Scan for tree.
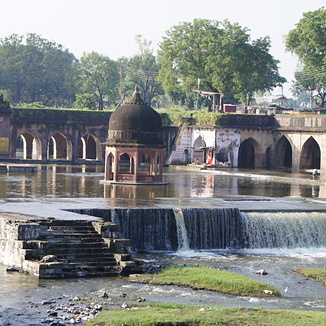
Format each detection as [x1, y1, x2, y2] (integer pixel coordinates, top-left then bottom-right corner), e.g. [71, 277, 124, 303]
[118, 35, 164, 107]
[78, 52, 119, 110]
[292, 66, 326, 108]
[158, 19, 285, 110]
[286, 7, 326, 107]
[0, 33, 76, 106]
[73, 93, 97, 110]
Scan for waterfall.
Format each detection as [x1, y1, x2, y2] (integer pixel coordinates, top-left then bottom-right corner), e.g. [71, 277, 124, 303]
[109, 208, 178, 251]
[173, 208, 190, 251]
[64, 208, 326, 251]
[241, 211, 326, 249]
[182, 208, 243, 249]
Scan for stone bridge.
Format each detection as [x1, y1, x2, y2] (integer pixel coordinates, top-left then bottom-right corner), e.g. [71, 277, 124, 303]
[0, 107, 325, 173]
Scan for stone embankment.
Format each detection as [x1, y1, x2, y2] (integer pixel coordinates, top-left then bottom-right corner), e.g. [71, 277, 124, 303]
[0, 215, 144, 278]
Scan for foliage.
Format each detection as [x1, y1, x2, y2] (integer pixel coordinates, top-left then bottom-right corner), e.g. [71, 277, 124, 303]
[10, 107, 112, 124]
[86, 303, 326, 326]
[77, 52, 120, 110]
[0, 33, 76, 106]
[292, 66, 326, 108]
[73, 93, 97, 110]
[118, 35, 164, 107]
[133, 265, 281, 297]
[286, 7, 326, 107]
[158, 19, 285, 108]
[15, 102, 48, 109]
[286, 7, 326, 67]
[294, 268, 326, 286]
[192, 112, 228, 126]
[157, 108, 228, 126]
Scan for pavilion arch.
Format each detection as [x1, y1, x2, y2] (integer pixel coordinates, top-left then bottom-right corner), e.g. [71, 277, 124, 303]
[118, 153, 134, 174]
[238, 138, 260, 169]
[274, 135, 293, 169]
[192, 135, 207, 163]
[16, 132, 42, 160]
[47, 132, 72, 160]
[300, 136, 320, 170]
[138, 153, 152, 174]
[77, 134, 102, 161]
[105, 152, 114, 181]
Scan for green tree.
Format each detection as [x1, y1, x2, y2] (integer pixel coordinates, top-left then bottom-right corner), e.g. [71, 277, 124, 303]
[286, 7, 326, 107]
[78, 52, 119, 110]
[0, 33, 76, 106]
[158, 19, 285, 110]
[292, 66, 326, 108]
[118, 35, 164, 107]
[73, 93, 97, 110]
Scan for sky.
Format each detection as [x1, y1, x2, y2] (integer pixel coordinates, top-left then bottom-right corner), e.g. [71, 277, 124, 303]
[1, 0, 325, 98]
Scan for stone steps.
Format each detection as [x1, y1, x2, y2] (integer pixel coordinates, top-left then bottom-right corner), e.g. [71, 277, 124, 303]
[23, 220, 132, 278]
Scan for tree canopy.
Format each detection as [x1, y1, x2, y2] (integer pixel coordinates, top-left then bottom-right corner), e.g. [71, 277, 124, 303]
[77, 52, 120, 110]
[0, 33, 76, 106]
[118, 35, 164, 107]
[158, 19, 285, 108]
[286, 7, 326, 107]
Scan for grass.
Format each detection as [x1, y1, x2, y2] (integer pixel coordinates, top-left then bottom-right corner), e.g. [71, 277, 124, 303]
[294, 268, 326, 286]
[131, 265, 281, 297]
[85, 303, 326, 326]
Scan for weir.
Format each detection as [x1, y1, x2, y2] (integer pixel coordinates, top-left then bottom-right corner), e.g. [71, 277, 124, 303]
[68, 208, 326, 252]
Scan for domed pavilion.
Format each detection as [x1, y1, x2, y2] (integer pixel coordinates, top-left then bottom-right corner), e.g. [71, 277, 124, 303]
[102, 86, 165, 184]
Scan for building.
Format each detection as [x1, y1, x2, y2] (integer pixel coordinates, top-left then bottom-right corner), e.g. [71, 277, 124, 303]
[101, 86, 165, 184]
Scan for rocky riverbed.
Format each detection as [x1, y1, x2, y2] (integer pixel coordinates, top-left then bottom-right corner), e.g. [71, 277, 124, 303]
[1, 250, 326, 326]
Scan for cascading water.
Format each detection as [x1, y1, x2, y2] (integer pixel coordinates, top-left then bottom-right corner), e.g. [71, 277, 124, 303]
[182, 208, 243, 249]
[173, 208, 190, 251]
[65, 208, 326, 252]
[110, 208, 178, 251]
[240, 211, 326, 249]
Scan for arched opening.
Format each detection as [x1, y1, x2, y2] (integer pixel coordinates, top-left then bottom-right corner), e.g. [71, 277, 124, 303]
[118, 153, 133, 173]
[192, 136, 206, 163]
[78, 134, 101, 160]
[300, 137, 321, 169]
[238, 139, 255, 169]
[107, 153, 114, 180]
[16, 132, 42, 160]
[266, 147, 272, 169]
[274, 136, 292, 169]
[138, 154, 151, 174]
[15, 136, 24, 159]
[48, 133, 71, 160]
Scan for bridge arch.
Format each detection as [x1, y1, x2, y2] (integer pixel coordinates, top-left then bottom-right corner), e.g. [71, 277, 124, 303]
[266, 146, 272, 169]
[300, 136, 320, 170]
[16, 131, 42, 160]
[274, 135, 293, 169]
[77, 134, 102, 161]
[238, 138, 260, 169]
[47, 132, 72, 160]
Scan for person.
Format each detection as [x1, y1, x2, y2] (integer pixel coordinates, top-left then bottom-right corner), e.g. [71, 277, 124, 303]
[312, 169, 318, 179]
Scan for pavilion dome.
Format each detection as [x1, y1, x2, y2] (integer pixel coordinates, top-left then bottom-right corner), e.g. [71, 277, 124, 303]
[107, 86, 163, 146]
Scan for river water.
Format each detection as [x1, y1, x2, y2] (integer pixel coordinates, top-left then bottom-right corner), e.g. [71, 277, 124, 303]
[0, 165, 326, 325]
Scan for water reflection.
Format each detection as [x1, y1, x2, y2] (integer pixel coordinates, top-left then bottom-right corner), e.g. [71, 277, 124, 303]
[0, 165, 324, 199]
[1, 164, 326, 322]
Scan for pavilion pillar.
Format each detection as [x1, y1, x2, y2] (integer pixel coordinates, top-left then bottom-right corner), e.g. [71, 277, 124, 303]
[112, 148, 118, 182]
[134, 150, 139, 182]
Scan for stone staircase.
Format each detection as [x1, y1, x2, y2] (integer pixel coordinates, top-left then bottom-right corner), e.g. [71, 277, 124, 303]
[20, 219, 142, 279]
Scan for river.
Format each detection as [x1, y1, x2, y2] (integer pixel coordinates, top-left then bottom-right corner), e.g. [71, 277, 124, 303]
[0, 165, 326, 325]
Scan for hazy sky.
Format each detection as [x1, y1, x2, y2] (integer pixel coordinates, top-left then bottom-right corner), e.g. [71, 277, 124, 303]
[1, 0, 325, 97]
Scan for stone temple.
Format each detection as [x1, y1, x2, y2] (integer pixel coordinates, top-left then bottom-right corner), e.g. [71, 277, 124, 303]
[102, 86, 165, 184]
